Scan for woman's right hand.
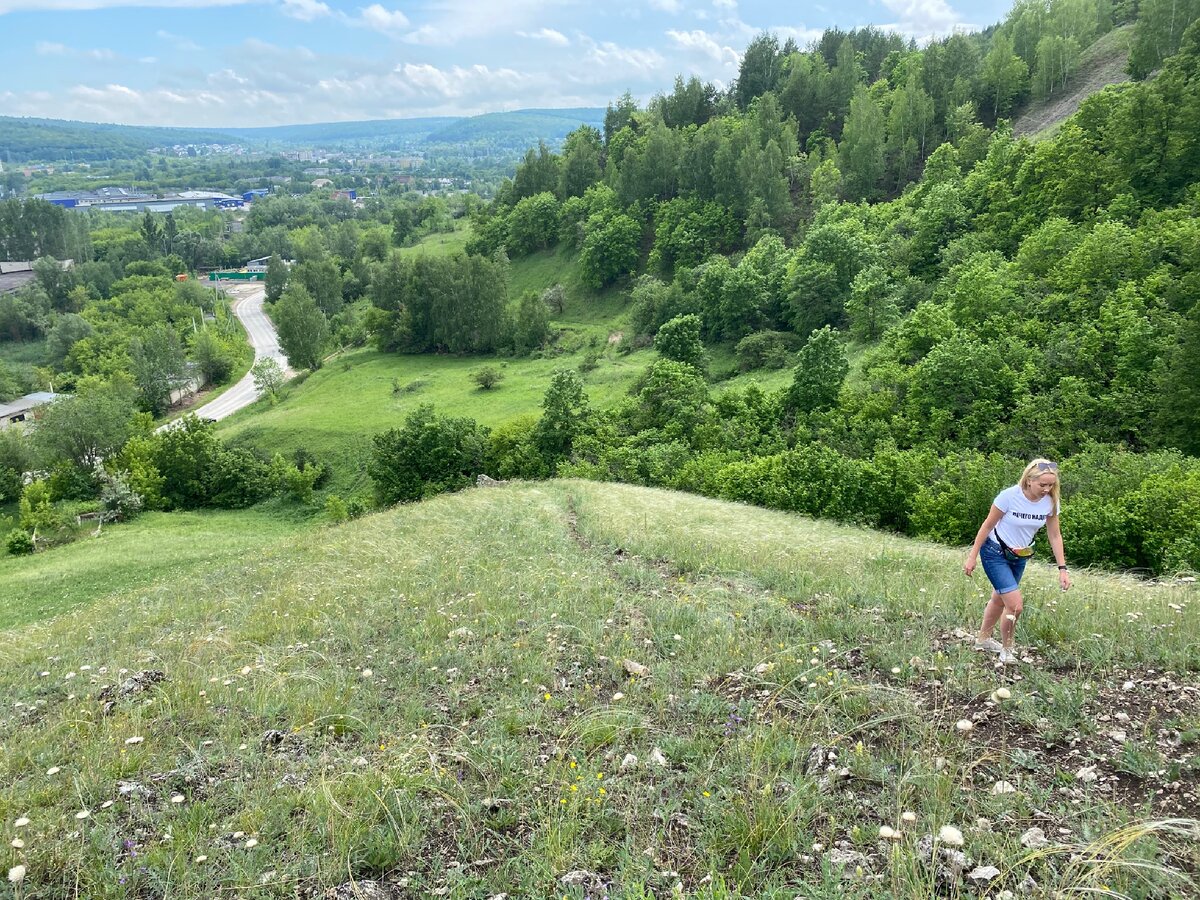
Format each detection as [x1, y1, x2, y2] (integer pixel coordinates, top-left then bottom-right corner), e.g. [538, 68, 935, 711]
[964, 554, 977, 577]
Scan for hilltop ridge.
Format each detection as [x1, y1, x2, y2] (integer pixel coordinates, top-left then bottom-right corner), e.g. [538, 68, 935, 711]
[0, 480, 1196, 897]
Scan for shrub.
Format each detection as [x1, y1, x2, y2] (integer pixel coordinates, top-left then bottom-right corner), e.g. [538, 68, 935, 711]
[368, 404, 489, 505]
[734, 331, 803, 371]
[470, 366, 504, 391]
[325, 494, 349, 523]
[5, 528, 34, 556]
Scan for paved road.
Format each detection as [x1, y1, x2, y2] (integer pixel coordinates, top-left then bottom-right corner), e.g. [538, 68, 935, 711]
[188, 282, 290, 422]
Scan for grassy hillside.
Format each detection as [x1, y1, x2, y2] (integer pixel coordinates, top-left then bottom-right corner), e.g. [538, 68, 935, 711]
[0, 507, 306, 631]
[1012, 25, 1135, 140]
[0, 481, 1196, 898]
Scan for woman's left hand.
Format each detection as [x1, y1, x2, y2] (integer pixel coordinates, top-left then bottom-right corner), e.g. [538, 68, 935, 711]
[1059, 569, 1072, 591]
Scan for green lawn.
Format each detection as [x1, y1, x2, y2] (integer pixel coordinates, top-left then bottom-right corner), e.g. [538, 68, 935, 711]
[217, 345, 656, 495]
[0, 506, 307, 630]
[0, 481, 1195, 898]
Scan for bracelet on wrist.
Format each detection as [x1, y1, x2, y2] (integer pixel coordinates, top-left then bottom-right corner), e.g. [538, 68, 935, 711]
[1057, 564, 1068, 570]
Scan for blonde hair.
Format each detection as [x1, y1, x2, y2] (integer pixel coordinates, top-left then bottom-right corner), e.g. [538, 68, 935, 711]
[1020, 457, 1061, 512]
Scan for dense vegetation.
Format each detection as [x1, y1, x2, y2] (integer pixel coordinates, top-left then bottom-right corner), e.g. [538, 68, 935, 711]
[2, 0, 1200, 575]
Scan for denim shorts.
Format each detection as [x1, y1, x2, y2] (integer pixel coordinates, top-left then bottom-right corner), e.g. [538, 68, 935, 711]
[980, 539, 1027, 595]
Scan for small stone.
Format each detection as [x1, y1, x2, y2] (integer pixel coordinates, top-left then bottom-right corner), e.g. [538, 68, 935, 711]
[125, 736, 144, 745]
[620, 754, 639, 770]
[955, 719, 974, 733]
[650, 747, 668, 767]
[1075, 765, 1099, 783]
[14, 817, 30, 828]
[991, 780, 1017, 795]
[611, 692, 625, 701]
[244, 838, 258, 849]
[968, 865, 1001, 884]
[994, 687, 1011, 700]
[623, 659, 650, 677]
[1020, 827, 1048, 849]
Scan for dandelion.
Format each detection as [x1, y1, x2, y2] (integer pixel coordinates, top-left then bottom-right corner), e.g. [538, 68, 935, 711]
[702, 791, 711, 797]
[11, 838, 24, 849]
[955, 719, 974, 733]
[994, 687, 1011, 700]
[543, 693, 551, 701]
[938, 825, 964, 847]
[361, 669, 373, 679]
[879, 825, 897, 839]
[901, 811, 917, 824]
[8, 865, 26, 884]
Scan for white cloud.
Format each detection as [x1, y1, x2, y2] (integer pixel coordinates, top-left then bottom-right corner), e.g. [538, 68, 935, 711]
[666, 28, 738, 67]
[156, 29, 203, 51]
[517, 27, 569, 46]
[880, 0, 971, 38]
[1, 0, 249, 12]
[712, 0, 736, 8]
[582, 38, 666, 75]
[354, 3, 409, 32]
[649, 0, 683, 11]
[279, 0, 329, 21]
[401, 0, 557, 45]
[35, 40, 119, 60]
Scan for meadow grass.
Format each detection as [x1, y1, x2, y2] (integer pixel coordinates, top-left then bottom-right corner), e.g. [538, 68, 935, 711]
[0, 507, 307, 631]
[1, 481, 1196, 899]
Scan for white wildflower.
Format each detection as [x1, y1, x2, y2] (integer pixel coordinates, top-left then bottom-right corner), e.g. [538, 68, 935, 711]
[938, 825, 964, 847]
[7, 865, 26, 884]
[955, 719, 974, 733]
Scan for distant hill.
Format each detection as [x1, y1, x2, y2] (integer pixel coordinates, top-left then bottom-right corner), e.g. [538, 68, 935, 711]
[425, 107, 606, 147]
[0, 107, 607, 162]
[0, 116, 244, 163]
[218, 116, 455, 149]
[1012, 24, 1135, 140]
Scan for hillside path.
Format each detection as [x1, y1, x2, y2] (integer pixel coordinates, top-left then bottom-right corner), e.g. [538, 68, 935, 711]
[188, 282, 291, 422]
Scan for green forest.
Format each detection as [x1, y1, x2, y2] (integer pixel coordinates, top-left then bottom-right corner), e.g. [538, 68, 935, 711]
[1, 0, 1199, 574]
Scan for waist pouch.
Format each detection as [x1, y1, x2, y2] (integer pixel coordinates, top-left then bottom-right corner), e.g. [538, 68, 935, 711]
[993, 531, 1034, 562]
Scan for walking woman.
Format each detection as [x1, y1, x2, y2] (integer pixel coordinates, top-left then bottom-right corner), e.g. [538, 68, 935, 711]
[963, 459, 1071, 664]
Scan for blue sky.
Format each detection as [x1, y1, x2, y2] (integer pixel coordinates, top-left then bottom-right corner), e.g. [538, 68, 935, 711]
[0, 0, 1013, 128]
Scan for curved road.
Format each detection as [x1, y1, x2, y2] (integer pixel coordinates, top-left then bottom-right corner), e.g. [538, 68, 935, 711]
[190, 282, 291, 422]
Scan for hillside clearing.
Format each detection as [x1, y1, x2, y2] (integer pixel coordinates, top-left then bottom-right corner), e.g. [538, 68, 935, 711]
[1, 481, 1196, 898]
[1013, 25, 1135, 140]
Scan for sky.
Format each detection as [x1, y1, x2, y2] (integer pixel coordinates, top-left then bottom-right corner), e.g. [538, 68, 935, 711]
[0, 0, 1014, 128]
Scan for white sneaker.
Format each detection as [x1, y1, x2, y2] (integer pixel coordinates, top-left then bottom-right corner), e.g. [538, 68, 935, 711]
[974, 638, 1002, 653]
[998, 648, 1017, 665]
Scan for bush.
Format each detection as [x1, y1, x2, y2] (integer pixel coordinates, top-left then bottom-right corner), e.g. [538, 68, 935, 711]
[734, 331, 803, 371]
[470, 366, 504, 391]
[325, 494, 349, 523]
[368, 404, 489, 505]
[6, 528, 34, 555]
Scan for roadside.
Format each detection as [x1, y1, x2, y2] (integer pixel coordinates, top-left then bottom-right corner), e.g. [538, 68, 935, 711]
[167, 281, 291, 425]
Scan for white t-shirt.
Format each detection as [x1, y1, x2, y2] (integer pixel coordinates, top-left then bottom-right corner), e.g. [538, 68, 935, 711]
[992, 485, 1058, 550]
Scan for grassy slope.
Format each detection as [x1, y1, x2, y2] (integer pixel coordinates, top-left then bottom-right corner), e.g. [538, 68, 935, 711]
[0, 481, 1196, 898]
[1013, 25, 1135, 140]
[217, 238, 798, 495]
[0, 507, 306, 630]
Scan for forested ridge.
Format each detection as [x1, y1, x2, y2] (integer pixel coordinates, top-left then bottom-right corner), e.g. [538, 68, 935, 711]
[442, 3, 1200, 574]
[2, 0, 1199, 574]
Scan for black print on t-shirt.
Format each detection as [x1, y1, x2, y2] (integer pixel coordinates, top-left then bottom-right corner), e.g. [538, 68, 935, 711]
[1010, 511, 1046, 521]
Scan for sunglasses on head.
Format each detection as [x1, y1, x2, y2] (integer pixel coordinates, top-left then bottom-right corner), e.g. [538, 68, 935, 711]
[1035, 461, 1058, 472]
